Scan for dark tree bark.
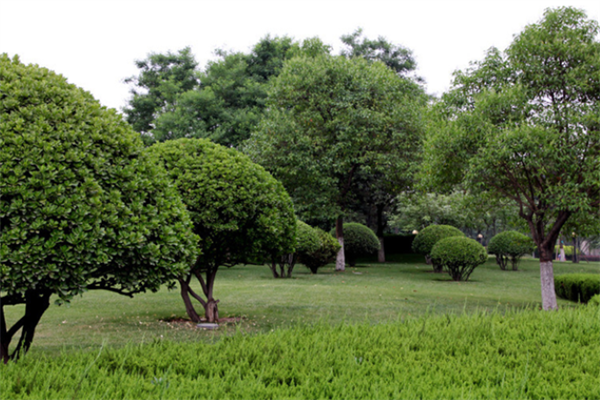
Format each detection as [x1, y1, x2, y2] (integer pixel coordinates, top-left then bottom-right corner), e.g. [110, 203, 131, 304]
[179, 266, 221, 323]
[376, 204, 386, 263]
[1, 290, 51, 363]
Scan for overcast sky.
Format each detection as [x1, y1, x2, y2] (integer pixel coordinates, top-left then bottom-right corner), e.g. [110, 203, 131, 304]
[2, 0, 599, 112]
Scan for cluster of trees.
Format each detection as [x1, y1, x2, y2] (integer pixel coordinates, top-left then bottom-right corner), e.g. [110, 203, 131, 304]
[2, 7, 599, 360]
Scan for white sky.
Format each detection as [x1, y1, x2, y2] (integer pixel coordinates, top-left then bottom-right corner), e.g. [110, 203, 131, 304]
[2, 0, 599, 112]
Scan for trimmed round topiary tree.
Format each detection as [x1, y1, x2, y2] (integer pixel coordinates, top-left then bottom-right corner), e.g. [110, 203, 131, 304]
[431, 237, 488, 281]
[0, 54, 199, 362]
[301, 227, 342, 274]
[488, 231, 534, 271]
[146, 138, 296, 322]
[412, 225, 465, 272]
[330, 223, 380, 267]
[271, 220, 321, 278]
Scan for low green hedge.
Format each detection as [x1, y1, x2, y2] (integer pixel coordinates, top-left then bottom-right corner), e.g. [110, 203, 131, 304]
[554, 274, 600, 303]
[1, 307, 598, 399]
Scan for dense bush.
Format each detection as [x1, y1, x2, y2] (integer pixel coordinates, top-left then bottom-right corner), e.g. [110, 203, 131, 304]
[554, 274, 600, 303]
[330, 223, 380, 267]
[411, 225, 465, 272]
[0, 54, 198, 361]
[1, 307, 598, 399]
[488, 231, 534, 270]
[271, 221, 321, 278]
[301, 228, 341, 273]
[430, 237, 487, 281]
[147, 138, 296, 322]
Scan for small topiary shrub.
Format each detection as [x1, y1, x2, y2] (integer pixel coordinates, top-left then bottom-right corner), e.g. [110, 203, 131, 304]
[431, 237, 487, 281]
[589, 294, 600, 307]
[487, 231, 534, 271]
[330, 223, 380, 267]
[412, 225, 465, 272]
[271, 221, 321, 278]
[301, 228, 341, 274]
[554, 274, 600, 304]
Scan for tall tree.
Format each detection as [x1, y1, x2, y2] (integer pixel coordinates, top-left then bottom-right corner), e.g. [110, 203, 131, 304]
[422, 7, 600, 310]
[244, 55, 424, 271]
[340, 28, 417, 76]
[123, 47, 200, 142]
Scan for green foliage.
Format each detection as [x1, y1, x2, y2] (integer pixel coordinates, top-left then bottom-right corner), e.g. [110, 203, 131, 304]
[300, 228, 341, 274]
[329, 223, 380, 267]
[431, 237, 488, 281]
[554, 245, 579, 257]
[488, 231, 534, 271]
[146, 138, 296, 321]
[411, 225, 465, 258]
[270, 221, 320, 279]
[1, 307, 598, 399]
[0, 54, 198, 359]
[554, 274, 600, 303]
[421, 7, 600, 308]
[589, 294, 600, 306]
[244, 54, 425, 223]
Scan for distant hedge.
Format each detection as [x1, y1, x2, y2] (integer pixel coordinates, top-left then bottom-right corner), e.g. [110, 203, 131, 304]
[554, 274, 600, 303]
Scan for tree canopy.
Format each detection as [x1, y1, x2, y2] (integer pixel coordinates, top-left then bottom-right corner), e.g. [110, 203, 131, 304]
[0, 54, 199, 361]
[421, 7, 600, 309]
[244, 54, 425, 270]
[146, 138, 296, 322]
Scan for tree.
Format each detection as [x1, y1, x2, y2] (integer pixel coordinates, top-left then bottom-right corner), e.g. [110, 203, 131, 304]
[328, 223, 380, 267]
[488, 231, 535, 271]
[244, 55, 424, 271]
[270, 220, 320, 278]
[124, 37, 331, 147]
[411, 225, 465, 272]
[422, 7, 600, 309]
[340, 28, 417, 76]
[0, 55, 199, 362]
[123, 47, 200, 142]
[431, 237, 487, 281]
[300, 228, 341, 274]
[146, 139, 296, 323]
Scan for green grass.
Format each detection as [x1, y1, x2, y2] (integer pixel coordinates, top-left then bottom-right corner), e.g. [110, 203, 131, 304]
[4, 255, 598, 356]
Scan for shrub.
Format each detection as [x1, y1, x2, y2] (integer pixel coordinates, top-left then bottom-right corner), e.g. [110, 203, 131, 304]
[554, 274, 600, 303]
[488, 231, 534, 271]
[411, 225, 465, 272]
[330, 223, 380, 267]
[589, 294, 600, 306]
[147, 138, 296, 322]
[0, 54, 198, 361]
[271, 221, 321, 278]
[430, 237, 487, 281]
[301, 228, 341, 273]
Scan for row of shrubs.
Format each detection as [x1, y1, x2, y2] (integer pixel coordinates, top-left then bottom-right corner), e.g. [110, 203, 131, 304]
[554, 274, 600, 304]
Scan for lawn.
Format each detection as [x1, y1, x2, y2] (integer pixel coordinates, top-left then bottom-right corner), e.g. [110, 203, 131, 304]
[4, 254, 598, 356]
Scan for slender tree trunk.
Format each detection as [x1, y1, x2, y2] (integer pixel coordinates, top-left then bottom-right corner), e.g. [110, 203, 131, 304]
[378, 237, 385, 263]
[179, 278, 202, 322]
[572, 236, 579, 263]
[335, 216, 345, 271]
[269, 257, 280, 278]
[539, 245, 558, 310]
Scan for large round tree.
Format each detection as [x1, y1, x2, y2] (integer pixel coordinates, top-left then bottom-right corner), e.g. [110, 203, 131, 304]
[0, 55, 199, 362]
[146, 139, 296, 323]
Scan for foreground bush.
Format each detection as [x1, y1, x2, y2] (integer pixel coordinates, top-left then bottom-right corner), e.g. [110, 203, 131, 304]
[431, 237, 487, 281]
[488, 231, 534, 271]
[301, 228, 341, 273]
[330, 223, 380, 267]
[554, 274, 600, 303]
[1, 307, 598, 399]
[412, 225, 465, 272]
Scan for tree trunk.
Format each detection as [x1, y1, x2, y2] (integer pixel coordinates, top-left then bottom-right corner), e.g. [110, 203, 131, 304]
[572, 237, 579, 263]
[179, 278, 202, 323]
[539, 246, 558, 310]
[335, 216, 345, 271]
[269, 258, 280, 278]
[17, 291, 51, 358]
[376, 204, 385, 263]
[205, 299, 219, 323]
